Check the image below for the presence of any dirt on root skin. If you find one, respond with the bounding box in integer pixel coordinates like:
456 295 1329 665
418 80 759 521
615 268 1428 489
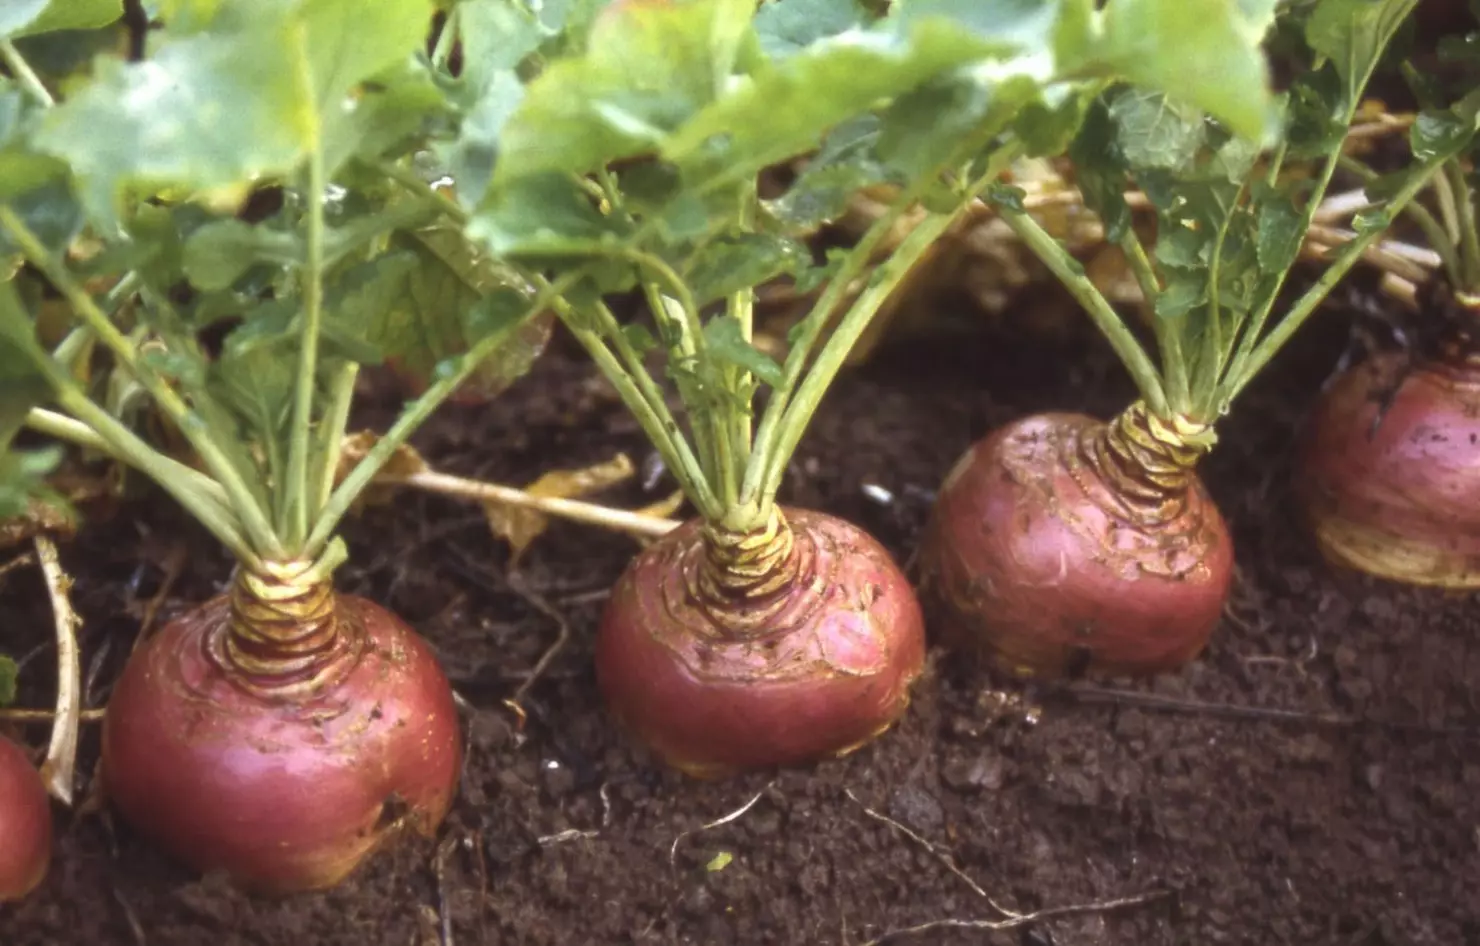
2 303 1479 946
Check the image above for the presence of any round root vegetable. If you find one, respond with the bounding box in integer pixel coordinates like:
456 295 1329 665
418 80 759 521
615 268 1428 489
102 561 461 894
597 507 925 779
920 404 1233 679
1296 348 1480 588
0 735 51 902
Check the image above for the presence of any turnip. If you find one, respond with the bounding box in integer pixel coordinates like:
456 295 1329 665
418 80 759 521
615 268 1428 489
0 735 50 903
0 1 553 892
1297 100 1480 586
440 0 1284 774
920 0 1462 679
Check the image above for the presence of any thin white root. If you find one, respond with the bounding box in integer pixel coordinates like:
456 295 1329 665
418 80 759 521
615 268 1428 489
382 468 681 538
669 781 775 867
34 534 81 806
855 890 1172 945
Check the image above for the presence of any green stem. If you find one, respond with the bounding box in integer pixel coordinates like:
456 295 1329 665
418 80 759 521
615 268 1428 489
0 206 285 559
24 408 230 509
304 271 583 556
0 40 54 107
281 36 328 550
431 5 460 71
997 204 1169 416
753 149 1024 514
1196 184 1245 418
739 180 930 511
1338 155 1459 289
583 296 714 505
727 181 758 490
22 391 260 569
1116 230 1189 414
1222 157 1448 406
312 361 359 515
1445 159 1480 291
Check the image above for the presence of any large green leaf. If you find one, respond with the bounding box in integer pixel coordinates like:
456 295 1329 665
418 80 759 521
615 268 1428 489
1305 0 1417 95
364 226 553 401
663 16 1011 189
1096 0 1275 144
35 0 433 227
0 281 61 521
490 0 756 186
1 0 122 39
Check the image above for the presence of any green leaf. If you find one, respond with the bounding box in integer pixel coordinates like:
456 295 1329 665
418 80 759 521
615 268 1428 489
664 16 1011 189
0 177 84 259
322 57 450 174
209 341 297 458
34 22 309 227
702 315 784 387
457 0 549 85
764 116 891 231
1107 90 1206 172
0 84 69 200
490 0 756 186
1305 0 1417 95
1 0 122 39
1254 191 1302 275
0 280 59 521
681 232 811 307
754 0 868 58
1098 0 1274 144
1067 98 1131 241
182 219 302 291
469 172 629 256
438 69 525 209
365 226 552 400
36 0 432 227
0 654 15 706
1410 92 1480 162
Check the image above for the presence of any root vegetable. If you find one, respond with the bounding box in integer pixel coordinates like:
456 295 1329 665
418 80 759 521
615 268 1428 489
102 567 461 894
1296 349 1480 587
596 507 925 778
0 735 51 902
920 405 1233 679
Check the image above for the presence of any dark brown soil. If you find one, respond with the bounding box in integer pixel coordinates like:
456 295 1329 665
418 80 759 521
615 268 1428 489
3 300 1478 946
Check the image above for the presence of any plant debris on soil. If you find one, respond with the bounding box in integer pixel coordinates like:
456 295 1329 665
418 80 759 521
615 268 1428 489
2 294 1478 946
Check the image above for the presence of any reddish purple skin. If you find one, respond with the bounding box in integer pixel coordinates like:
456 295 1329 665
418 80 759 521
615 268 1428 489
1297 351 1480 586
596 508 926 778
920 412 1234 679
102 594 462 894
0 736 50 902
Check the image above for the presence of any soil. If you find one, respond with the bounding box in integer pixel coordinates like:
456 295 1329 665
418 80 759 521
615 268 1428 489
3 292 1479 946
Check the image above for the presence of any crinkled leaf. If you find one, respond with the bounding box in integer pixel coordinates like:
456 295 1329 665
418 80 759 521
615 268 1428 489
1107 90 1206 172
1068 98 1131 240
438 69 525 209
36 0 431 227
0 177 84 259
34 23 309 227
208 342 297 460
469 172 629 256
877 73 995 178
0 281 60 521
1305 0 1416 95
491 0 755 186
754 0 868 58
366 226 552 401
182 219 302 291
702 315 784 387
664 17 1013 189
0 85 69 200
1410 92 1480 162
1255 191 1303 275
457 0 548 87
322 58 451 174
681 233 812 307
1099 0 1274 144
1 0 121 38
764 116 890 230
